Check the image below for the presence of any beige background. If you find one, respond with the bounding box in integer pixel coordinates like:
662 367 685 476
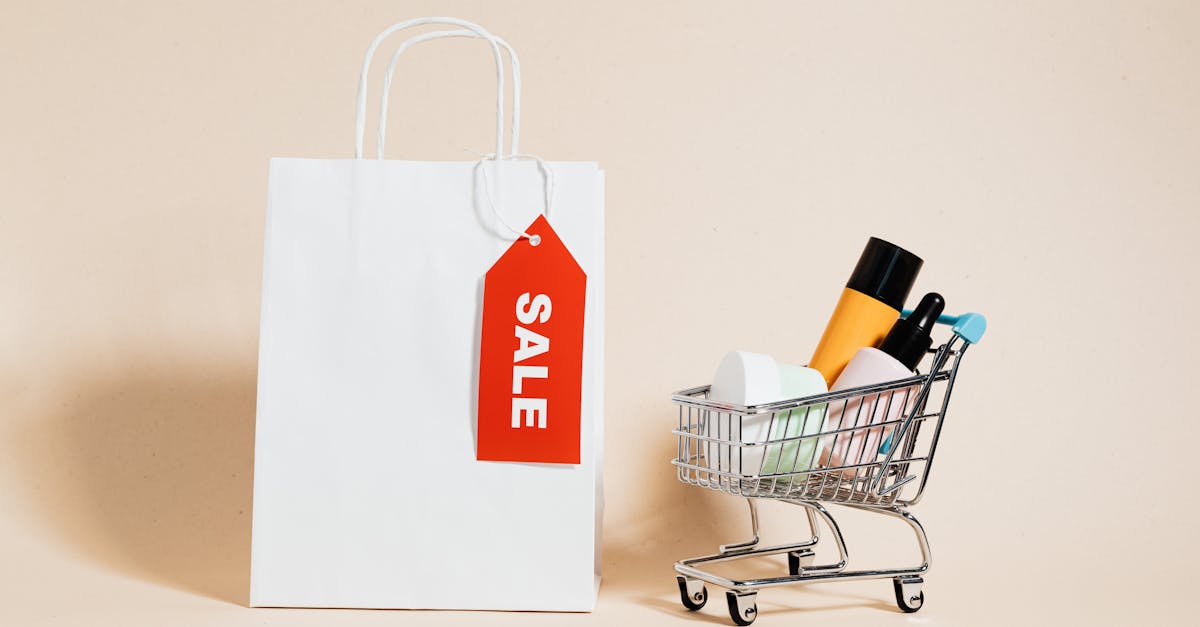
3 1 1197 625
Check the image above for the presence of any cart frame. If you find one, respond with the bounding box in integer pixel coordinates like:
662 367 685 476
670 312 985 624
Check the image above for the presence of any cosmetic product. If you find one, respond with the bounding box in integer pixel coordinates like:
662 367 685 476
819 292 944 479
808 237 922 386
707 351 827 476
760 363 828 477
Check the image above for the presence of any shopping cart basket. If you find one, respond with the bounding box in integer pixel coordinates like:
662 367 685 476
671 312 986 624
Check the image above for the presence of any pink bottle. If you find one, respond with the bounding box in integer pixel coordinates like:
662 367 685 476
819 293 944 480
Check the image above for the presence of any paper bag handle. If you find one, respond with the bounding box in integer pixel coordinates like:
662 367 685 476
354 17 505 159
376 30 520 160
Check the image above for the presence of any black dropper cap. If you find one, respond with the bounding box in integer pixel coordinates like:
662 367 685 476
879 292 945 371
845 237 923 311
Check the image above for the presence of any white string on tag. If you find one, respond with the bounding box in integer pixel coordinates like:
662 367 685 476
474 153 554 246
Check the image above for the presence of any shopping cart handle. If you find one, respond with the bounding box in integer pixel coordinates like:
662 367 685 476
900 309 987 344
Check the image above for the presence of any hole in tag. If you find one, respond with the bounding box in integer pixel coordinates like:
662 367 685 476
528 234 542 246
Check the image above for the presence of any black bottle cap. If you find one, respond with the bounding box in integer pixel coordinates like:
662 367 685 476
879 292 945 371
845 237 923 311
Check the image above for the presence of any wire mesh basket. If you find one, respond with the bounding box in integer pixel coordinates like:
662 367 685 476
673 338 961 507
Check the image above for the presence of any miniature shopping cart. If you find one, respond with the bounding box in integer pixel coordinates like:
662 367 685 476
671 312 986 625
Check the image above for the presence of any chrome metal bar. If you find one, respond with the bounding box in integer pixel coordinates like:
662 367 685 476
842 504 932 573
719 499 760 553
682 539 819 566
790 501 848 573
671 456 929 484
677 501 827 566
906 341 968 505
868 341 954 492
670 411 935 447
671 372 950 415
675 563 929 592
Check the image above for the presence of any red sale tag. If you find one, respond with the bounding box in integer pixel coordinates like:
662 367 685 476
476 215 586 464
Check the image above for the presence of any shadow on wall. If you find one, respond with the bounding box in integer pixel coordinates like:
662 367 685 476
11 361 256 605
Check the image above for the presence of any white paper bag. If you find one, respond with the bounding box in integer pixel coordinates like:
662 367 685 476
250 18 604 611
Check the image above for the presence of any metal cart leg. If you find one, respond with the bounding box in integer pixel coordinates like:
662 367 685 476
674 499 848 584
843 503 931 613
719 498 760 553
779 500 831 574
678 498 827 570
674 499 847 624
785 501 849 574
841 503 932 577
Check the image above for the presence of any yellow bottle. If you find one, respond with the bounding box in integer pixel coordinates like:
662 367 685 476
809 238 922 385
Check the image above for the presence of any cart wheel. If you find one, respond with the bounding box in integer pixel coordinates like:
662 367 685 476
726 590 758 626
893 576 924 613
676 576 707 611
787 549 815 575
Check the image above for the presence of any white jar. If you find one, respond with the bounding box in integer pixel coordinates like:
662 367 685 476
706 351 827 476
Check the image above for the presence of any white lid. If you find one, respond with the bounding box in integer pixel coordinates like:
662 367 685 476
709 350 781 407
